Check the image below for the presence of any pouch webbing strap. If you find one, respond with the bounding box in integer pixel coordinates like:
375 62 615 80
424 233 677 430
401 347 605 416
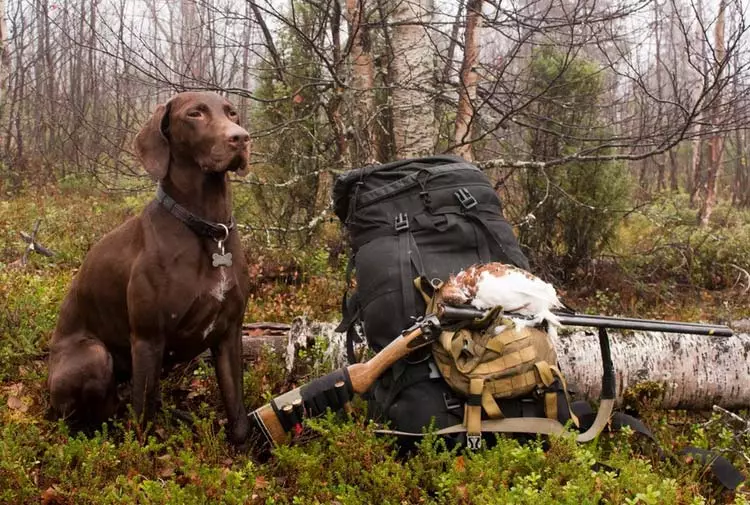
549 365 579 427
484 369 540 397
484 327 528 353
544 392 558 421
375 417 567 438
408 234 426 280
464 378 484 437
481 389 504 419
469 346 537 375
355 163 479 209
534 362 556 387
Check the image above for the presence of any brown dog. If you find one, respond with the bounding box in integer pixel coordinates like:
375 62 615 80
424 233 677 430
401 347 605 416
48 91 251 445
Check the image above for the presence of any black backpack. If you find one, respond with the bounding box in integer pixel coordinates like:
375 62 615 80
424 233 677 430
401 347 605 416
333 155 530 358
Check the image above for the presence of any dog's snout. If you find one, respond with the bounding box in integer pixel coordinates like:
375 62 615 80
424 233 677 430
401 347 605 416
226 125 250 147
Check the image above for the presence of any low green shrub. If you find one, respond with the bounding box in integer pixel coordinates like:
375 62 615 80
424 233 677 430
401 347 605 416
614 194 750 291
0 268 68 380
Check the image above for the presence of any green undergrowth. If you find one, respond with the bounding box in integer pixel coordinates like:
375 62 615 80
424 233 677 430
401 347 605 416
1 186 749 503
564 194 750 321
1 392 748 504
614 195 750 291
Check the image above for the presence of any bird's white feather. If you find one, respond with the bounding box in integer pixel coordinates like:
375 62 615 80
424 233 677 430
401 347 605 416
470 270 563 327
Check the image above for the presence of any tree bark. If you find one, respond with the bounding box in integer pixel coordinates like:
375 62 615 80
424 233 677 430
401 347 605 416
697 0 726 225
689 126 703 203
0 0 8 103
453 0 482 161
668 149 679 192
267 320 750 410
248 0 285 84
689 0 708 206
556 329 750 410
345 0 378 164
180 0 208 84
389 0 436 158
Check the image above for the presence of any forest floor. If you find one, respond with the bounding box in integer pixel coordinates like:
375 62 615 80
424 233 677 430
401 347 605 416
0 185 748 504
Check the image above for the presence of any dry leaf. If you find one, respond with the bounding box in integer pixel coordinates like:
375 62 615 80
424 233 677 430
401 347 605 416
40 486 66 505
454 455 465 472
158 466 175 478
7 395 29 412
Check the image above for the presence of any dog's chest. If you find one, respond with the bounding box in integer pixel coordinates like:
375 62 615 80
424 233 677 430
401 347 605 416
166 267 243 355
207 267 233 303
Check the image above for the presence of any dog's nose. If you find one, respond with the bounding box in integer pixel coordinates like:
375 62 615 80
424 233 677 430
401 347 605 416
226 125 250 147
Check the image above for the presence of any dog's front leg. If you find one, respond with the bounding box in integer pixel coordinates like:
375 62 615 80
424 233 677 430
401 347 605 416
131 337 165 428
212 323 249 446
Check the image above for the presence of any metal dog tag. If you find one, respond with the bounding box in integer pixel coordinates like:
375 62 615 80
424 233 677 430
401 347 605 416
212 235 233 267
212 251 233 267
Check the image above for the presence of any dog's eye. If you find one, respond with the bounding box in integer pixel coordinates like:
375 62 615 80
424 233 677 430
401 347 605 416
187 110 202 118
228 110 238 118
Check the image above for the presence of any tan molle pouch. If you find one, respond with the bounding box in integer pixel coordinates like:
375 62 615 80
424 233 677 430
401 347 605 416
416 277 577 443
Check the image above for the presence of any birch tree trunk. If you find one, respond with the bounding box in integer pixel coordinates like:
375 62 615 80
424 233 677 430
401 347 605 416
345 0 378 164
689 0 708 205
453 0 482 161
390 0 436 158
0 0 8 103
273 320 750 410
689 125 704 203
180 0 207 84
697 0 726 226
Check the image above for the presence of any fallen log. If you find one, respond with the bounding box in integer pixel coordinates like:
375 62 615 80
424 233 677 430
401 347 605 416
239 318 750 410
239 322 290 357
556 329 750 410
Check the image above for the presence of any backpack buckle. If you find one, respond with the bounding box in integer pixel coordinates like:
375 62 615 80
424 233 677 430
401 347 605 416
394 212 409 232
466 434 482 450
443 392 462 411
455 188 478 210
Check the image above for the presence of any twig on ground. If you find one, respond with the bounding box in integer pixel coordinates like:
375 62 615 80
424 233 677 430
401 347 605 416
729 263 750 294
712 405 750 432
19 219 56 266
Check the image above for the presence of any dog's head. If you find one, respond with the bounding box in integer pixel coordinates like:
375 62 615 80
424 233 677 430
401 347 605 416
135 91 250 180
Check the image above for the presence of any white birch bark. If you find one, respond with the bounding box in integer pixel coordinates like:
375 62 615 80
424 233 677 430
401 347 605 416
553 329 750 410
273 321 750 410
390 0 437 158
0 0 8 102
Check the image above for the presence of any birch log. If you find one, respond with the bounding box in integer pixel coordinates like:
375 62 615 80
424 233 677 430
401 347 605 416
244 319 750 410
556 329 750 410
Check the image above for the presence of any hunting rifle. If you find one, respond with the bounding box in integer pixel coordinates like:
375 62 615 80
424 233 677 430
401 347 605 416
247 306 733 453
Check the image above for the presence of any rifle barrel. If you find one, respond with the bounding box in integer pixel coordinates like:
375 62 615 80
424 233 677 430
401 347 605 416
554 312 732 337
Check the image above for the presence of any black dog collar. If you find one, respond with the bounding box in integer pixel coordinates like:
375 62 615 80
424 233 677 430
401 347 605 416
155 185 235 241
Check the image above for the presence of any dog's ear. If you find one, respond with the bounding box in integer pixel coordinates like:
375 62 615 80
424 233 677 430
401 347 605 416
135 102 171 180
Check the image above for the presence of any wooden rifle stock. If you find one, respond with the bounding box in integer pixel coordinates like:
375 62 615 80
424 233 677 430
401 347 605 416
248 314 441 452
